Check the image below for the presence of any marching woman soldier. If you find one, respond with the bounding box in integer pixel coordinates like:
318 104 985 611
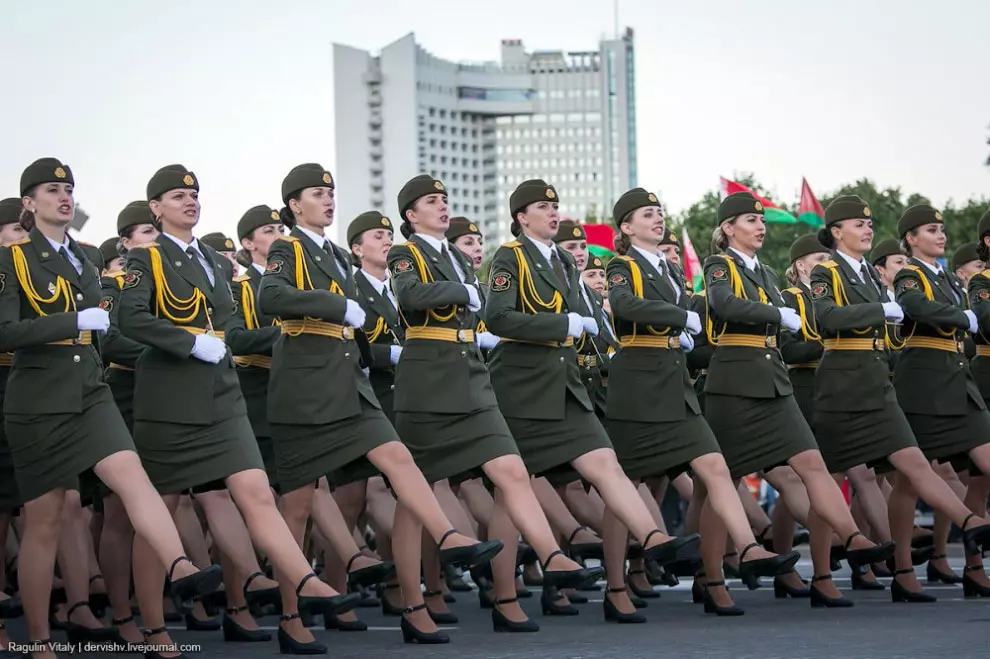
485 179 709 627
0 159 223 658
260 164 502 648
99 238 123 273
894 204 990 598
604 187 798 619
201 232 239 276
702 191 899 610
808 197 990 604
389 173 608 637
119 164 364 657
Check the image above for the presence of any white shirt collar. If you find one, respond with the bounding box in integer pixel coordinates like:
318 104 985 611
252 262 265 275
416 232 449 254
44 234 71 253
918 259 942 276
728 247 759 271
360 269 387 295
631 245 662 271
835 248 867 274
297 225 329 249
523 233 556 262
162 232 202 256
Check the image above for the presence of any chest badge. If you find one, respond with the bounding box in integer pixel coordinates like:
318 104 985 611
48 282 57 294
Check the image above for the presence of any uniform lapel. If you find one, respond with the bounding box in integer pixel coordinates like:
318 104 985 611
356 270 399 332
328 241 357 298
30 228 81 288
67 236 98 293
831 251 877 304
521 236 568 298
158 237 214 304
291 227 340 287
412 235 458 283
631 248 676 302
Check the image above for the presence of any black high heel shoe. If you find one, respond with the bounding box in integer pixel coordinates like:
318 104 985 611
87 575 110 619
773 572 811 599
540 585 579 616
642 529 702 566
422 590 458 624
295 572 362 616
401 604 450 644
723 552 760 590
890 569 937 603
703 581 744 616
926 554 963 584
960 513 990 556
738 542 801 580
492 597 539 632
851 569 885 591
809 575 853 608
626 569 660 599
443 564 474 592
436 529 504 570
843 532 896 568
222 606 272 642
961 565 990 598
324 612 368 632
540 550 603 589
346 552 396 589
566 526 604 563
183 608 221 631
603 586 646 623
63 601 118 645
378 583 404 616
242 571 280 611
167 557 223 604
276 613 327 654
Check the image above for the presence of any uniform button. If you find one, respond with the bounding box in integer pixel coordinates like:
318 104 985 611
344 352 350 358
764 354 771 360
75 293 83 301
73 355 80 363
390 384 395 390
460 351 466 356
959 362 965 367
559 356 564 362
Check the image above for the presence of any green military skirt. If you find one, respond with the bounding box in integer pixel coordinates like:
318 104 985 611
609 404 721 480
704 393 818 480
814 401 917 474
503 393 611 488
134 415 264 495
905 400 989 476
5 384 135 503
0 366 19 512
395 406 520 485
236 366 279 486
788 367 816 424
271 396 394 493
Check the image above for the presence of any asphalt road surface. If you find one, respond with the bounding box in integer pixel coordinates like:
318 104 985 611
5 547 988 658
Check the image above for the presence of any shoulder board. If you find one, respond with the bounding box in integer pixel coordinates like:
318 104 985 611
783 287 803 295
819 260 837 269
502 240 522 248
233 274 251 282
103 270 125 278
977 269 990 280
616 255 635 262
131 241 159 249
8 237 31 246
278 235 300 243
901 264 921 273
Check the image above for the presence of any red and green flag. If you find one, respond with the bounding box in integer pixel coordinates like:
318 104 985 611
719 177 797 224
680 228 703 292
798 177 825 227
581 222 616 260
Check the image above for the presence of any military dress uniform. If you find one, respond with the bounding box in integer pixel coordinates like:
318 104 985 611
224 205 284 486
484 181 612 487
574 255 616 418
702 193 818 480
686 290 714 406
0 198 23 513
348 211 404 423
0 160 135 502
868 238 907 374
259 165 394 493
894 205 989 475
201 232 237 282
779 234 829 424
969 211 990 402
387 174 520 484
118 165 264 494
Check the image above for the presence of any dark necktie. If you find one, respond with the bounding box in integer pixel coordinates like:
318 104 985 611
59 247 81 275
859 264 880 297
550 250 569 289
936 270 960 304
322 242 343 279
186 246 213 286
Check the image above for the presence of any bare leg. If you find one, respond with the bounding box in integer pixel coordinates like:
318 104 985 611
57 491 107 630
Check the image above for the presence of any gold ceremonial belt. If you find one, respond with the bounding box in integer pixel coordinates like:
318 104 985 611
48 331 93 346
234 355 272 369
405 327 475 343
976 345 990 357
109 363 134 371
180 327 226 340
824 338 883 351
789 361 820 369
718 334 776 349
501 336 574 348
904 337 965 354
280 320 352 340
577 354 598 367
620 335 681 349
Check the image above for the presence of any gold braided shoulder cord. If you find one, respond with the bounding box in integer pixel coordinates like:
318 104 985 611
512 246 562 314
239 279 259 330
704 256 768 345
788 289 822 343
398 243 457 327
10 245 76 315
900 265 955 340
147 246 205 323
282 240 346 337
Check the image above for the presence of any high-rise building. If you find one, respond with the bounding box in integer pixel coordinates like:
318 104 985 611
333 29 637 254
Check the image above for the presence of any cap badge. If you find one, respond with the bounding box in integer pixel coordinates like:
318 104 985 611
381 217 391 226
546 188 556 199
754 201 763 212
271 210 280 221
648 193 658 203
54 167 67 179
433 181 445 191
183 174 194 186
934 211 943 221
863 206 872 217
322 172 332 185
224 239 234 249
469 223 478 232
572 227 581 237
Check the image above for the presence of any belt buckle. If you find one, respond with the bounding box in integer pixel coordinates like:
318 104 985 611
873 338 884 351
667 335 677 348
457 329 469 343
581 355 593 367
765 336 774 348
342 327 354 340
73 332 84 345
957 340 965 353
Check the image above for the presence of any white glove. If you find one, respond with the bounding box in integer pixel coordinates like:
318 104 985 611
679 331 694 353
463 284 482 312
965 310 979 334
190 334 226 363
77 308 109 333
882 302 904 323
684 310 702 335
581 317 599 337
476 332 500 350
565 312 584 339
389 345 402 365
778 307 803 333
344 300 366 328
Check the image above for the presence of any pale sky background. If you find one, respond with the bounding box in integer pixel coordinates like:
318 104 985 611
2 0 988 245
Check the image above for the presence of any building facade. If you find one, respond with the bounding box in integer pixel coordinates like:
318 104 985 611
333 29 637 253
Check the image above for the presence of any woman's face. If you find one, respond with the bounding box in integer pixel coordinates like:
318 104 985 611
660 244 680 267
518 200 559 242
121 223 159 250
908 222 946 258
243 223 283 261
583 268 605 295
24 182 74 226
292 186 335 230
104 256 126 274
353 228 393 269
454 233 484 271
877 254 909 288
956 259 985 284
723 213 765 253
833 218 873 254
0 223 27 246
558 238 588 270
408 194 449 235
796 252 830 280
624 206 665 246
151 188 200 232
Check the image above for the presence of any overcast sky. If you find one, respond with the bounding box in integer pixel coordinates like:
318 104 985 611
2 0 987 244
